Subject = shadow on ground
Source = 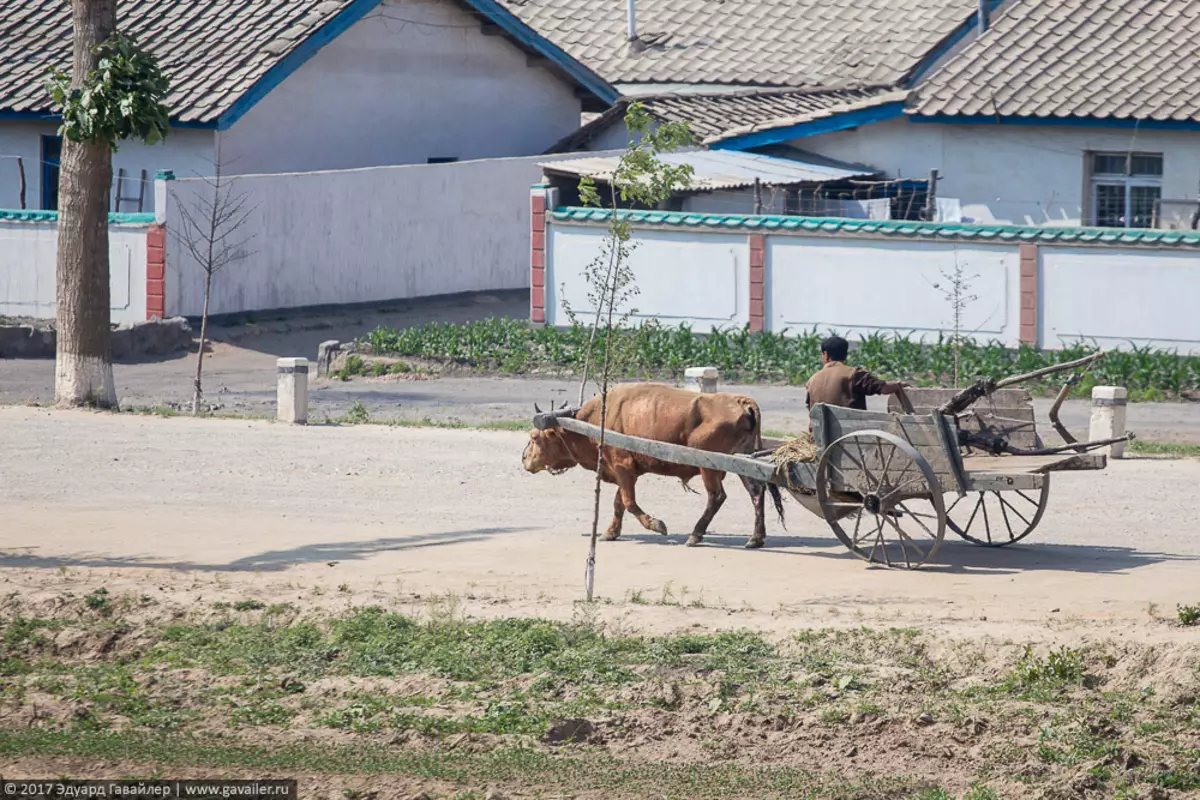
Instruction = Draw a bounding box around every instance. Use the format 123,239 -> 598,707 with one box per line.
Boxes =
0,527 -> 526,573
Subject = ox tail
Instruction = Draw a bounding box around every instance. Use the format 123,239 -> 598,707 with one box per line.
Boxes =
738,398 -> 786,529
767,483 -> 786,530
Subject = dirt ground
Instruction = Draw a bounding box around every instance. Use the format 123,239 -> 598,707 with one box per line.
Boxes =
2,406 -> 1198,634
3,290 -> 1200,443
3,409 -> 1200,798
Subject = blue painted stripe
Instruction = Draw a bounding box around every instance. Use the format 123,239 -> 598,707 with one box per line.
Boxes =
910,114 -> 1200,131
906,0 -> 1005,87
214,0 -> 384,131
0,109 -> 217,130
459,0 -> 618,104
709,102 -> 908,151
0,208 -> 156,225
547,206 -> 1200,247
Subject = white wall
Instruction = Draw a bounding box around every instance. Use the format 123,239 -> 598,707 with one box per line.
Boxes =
0,219 -> 148,323
767,238 -> 1020,344
219,0 -> 584,175
1041,247 -> 1200,352
799,118 -> 1200,226
0,121 -> 214,213
546,227 -> 750,330
165,156 -> 545,316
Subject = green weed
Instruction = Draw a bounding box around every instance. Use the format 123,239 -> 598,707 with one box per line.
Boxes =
1178,604 -> 1200,627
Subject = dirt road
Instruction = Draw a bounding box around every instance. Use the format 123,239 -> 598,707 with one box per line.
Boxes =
2,407 -> 1197,637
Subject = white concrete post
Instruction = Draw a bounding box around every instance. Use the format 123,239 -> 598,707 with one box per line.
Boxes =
153,170 -> 175,224
684,366 -> 719,393
277,357 -> 309,424
1089,386 -> 1127,459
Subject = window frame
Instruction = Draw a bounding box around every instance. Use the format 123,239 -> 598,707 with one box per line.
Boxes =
1087,151 -> 1163,228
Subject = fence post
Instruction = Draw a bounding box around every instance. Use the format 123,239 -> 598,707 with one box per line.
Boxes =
277,358 -> 309,424
530,183 -> 559,327
1089,386 -> 1127,459
684,367 -> 719,393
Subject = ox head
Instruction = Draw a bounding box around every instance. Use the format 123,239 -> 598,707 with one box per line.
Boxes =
524,402 -> 575,475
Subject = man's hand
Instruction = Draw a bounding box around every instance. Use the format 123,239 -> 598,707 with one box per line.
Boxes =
885,381 -> 912,394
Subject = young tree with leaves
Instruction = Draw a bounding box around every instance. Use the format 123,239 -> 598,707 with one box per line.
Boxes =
565,103 -> 694,602
46,2 -> 169,407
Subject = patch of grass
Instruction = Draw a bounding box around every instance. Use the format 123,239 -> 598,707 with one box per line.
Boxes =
85,588 -> 113,617
1005,645 -> 1088,698
335,355 -> 367,382
340,401 -> 371,425
0,729 -> 930,799
232,600 -> 266,612
363,318 -> 1200,395
1128,439 -> 1200,458
1178,604 -> 1200,627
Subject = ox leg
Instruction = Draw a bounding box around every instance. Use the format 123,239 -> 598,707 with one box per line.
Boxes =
740,475 -> 767,549
603,487 -> 625,541
687,469 -> 727,547
617,472 -> 668,535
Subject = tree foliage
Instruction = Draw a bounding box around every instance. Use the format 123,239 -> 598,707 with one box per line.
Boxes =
46,31 -> 170,150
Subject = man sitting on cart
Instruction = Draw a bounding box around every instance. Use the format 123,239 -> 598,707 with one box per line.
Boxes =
805,335 -> 909,413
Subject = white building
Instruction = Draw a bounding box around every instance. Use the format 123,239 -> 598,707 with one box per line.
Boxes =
0,0 -> 616,213
528,0 -> 1200,230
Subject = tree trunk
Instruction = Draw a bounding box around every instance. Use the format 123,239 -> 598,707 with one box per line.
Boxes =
192,270 -> 212,415
55,0 -> 118,408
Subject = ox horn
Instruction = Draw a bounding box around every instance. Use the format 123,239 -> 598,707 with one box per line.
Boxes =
534,402 -> 543,414
558,400 -> 569,410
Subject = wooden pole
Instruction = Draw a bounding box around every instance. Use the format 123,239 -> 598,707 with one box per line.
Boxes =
924,168 -> 939,221
753,178 -> 763,215
16,157 -> 25,210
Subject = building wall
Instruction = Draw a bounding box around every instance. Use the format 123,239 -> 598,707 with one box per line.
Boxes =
219,0 -> 585,175
0,216 -> 150,324
164,156 -> 546,317
539,206 -> 1200,353
547,227 -> 751,330
797,118 -> 1200,226
0,121 -> 214,212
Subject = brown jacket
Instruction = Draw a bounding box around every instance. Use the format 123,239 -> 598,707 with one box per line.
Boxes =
805,361 -> 890,411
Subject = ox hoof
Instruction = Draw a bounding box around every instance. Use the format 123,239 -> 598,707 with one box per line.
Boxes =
686,535 -> 704,547
744,539 -> 765,550
603,531 -> 621,541
651,520 -> 668,536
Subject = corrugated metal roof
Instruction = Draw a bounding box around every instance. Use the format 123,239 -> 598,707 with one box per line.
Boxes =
540,149 -> 879,191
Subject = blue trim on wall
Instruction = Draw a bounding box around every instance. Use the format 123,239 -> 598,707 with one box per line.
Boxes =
213,0 -> 617,131
911,114 -> 1200,132
1,109 -> 217,129
710,102 -> 907,151
214,0 -> 383,131
906,0 -> 1005,87
459,0 -> 619,104
0,208 -> 155,225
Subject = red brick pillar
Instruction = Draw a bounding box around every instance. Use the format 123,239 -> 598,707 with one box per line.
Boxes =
530,185 -> 559,325
749,234 -> 765,333
1019,243 -> 1038,346
146,223 -> 166,320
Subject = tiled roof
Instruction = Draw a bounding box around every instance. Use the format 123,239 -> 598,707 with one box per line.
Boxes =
547,87 -> 906,152
551,207 -> 1200,247
0,0 -> 362,124
496,0 -> 982,89
911,0 -> 1200,121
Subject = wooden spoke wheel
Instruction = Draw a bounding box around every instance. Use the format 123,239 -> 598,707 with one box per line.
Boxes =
946,478 -> 1051,547
815,431 -> 946,569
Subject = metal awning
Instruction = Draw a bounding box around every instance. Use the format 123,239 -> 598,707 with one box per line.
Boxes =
540,148 -> 879,192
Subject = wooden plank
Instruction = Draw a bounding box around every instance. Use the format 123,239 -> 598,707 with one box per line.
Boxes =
546,417 -> 778,483
890,389 -> 1040,450
968,473 -> 1046,492
961,453 -> 1106,474
814,405 -> 958,485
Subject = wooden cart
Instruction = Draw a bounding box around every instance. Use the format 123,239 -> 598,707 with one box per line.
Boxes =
532,353 -> 1131,569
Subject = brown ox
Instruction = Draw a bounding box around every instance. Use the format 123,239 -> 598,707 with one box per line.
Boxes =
522,383 -> 785,548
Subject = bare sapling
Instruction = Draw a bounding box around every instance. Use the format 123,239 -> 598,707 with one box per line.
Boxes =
561,103 -> 693,602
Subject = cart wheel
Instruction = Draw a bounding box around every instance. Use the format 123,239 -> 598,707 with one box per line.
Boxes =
816,431 -> 946,569
946,478 -> 1050,547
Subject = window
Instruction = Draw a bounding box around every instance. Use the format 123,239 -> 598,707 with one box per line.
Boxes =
1089,151 -> 1162,228
41,135 -> 62,211
427,157 -> 458,164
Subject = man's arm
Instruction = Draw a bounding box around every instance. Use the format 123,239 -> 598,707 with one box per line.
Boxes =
851,369 -> 909,397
